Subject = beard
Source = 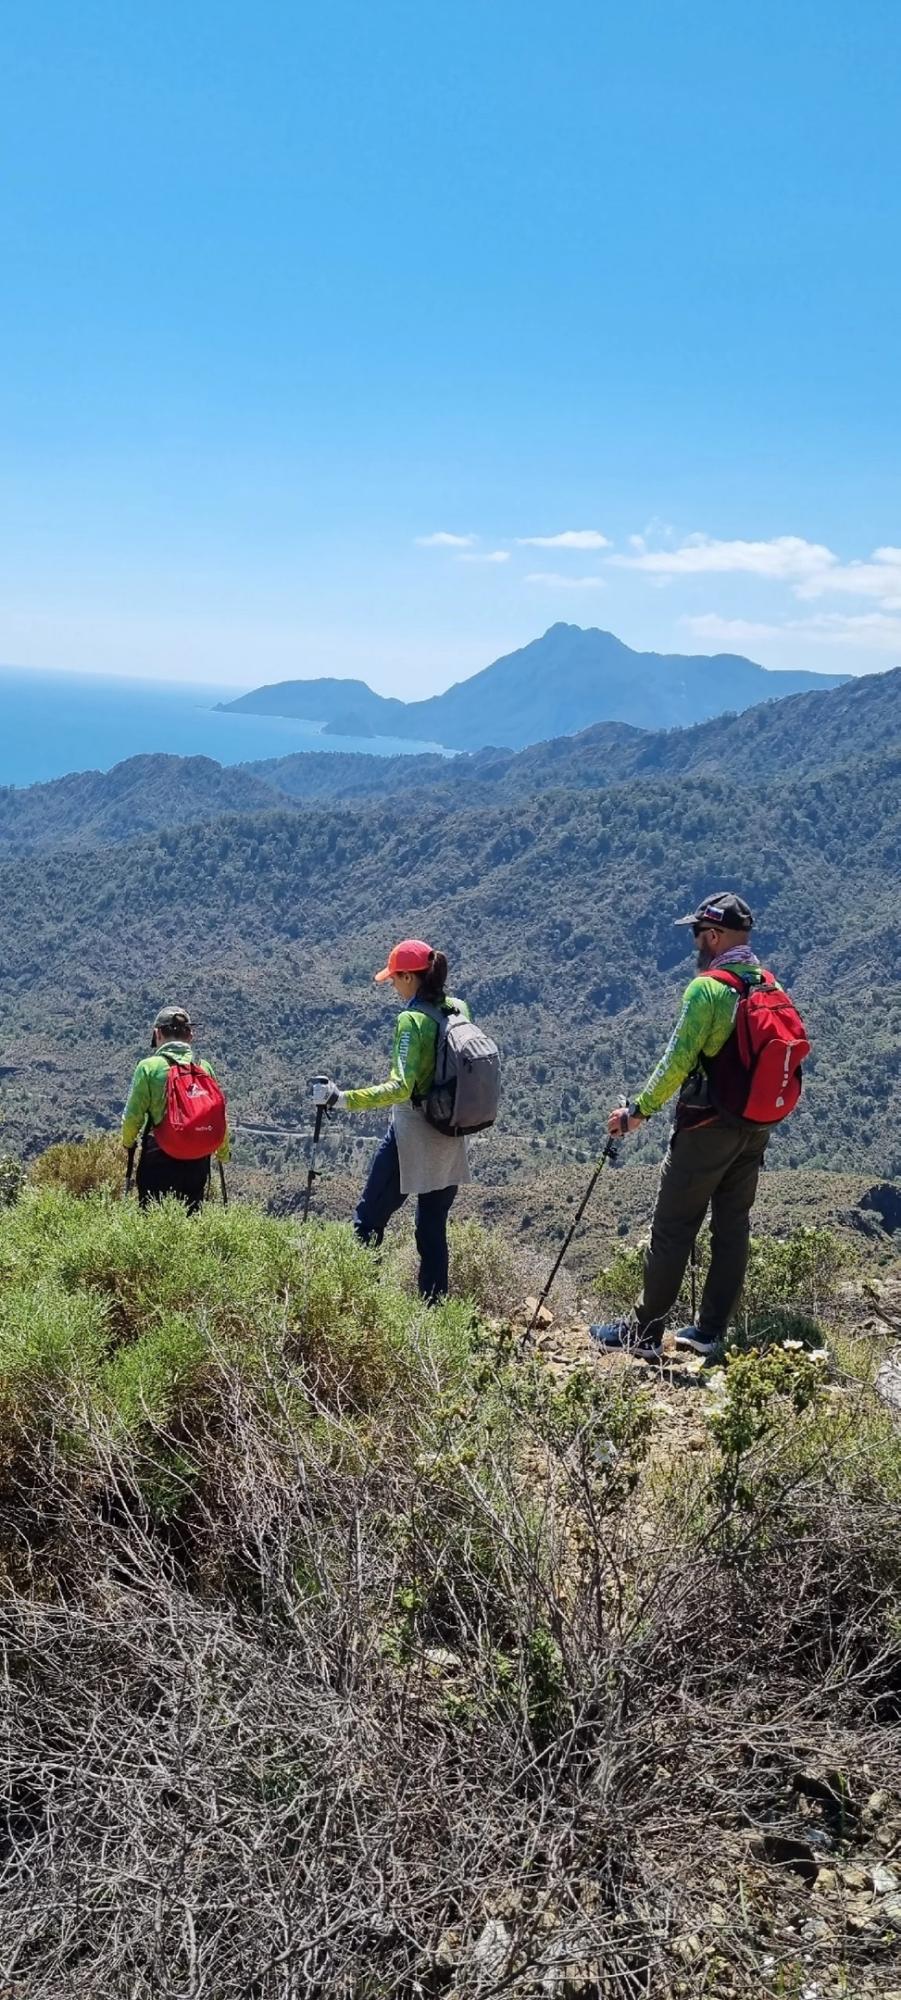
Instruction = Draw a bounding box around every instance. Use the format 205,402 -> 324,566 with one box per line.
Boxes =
696,944 -> 715,972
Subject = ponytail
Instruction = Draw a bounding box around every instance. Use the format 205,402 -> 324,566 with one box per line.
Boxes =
417,949 -> 448,1004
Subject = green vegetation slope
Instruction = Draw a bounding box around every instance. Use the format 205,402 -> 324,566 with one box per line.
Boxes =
0,1186 -> 899,1996
1,741 -> 900,1175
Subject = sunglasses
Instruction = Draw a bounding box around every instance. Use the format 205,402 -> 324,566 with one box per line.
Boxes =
691,923 -> 722,941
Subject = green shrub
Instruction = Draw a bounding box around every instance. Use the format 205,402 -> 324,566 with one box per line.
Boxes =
739,1226 -> 853,1318
732,1306 -> 826,1353
102,1311 -> 214,1435
706,1342 -> 829,1532
0,1280 -> 112,1384
30,1132 -> 125,1197
445,1218 -> 522,1314
0,1191 -> 472,1441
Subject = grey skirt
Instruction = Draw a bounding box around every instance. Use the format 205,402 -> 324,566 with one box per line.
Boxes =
393,1100 -> 470,1197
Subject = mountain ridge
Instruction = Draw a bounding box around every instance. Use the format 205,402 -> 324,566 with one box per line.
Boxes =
2,664 -> 897,853
249,662 -> 901,805
0,754 -> 293,855
220,623 -> 849,750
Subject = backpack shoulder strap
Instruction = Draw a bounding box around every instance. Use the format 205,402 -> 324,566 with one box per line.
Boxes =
706,969 -> 746,994
407,998 -> 458,1025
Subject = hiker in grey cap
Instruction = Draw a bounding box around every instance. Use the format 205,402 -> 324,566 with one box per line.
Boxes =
121,1006 -> 230,1214
590,894 -> 803,1362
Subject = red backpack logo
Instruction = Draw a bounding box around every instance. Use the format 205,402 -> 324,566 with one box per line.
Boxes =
154,1059 -> 227,1160
707,969 -> 811,1123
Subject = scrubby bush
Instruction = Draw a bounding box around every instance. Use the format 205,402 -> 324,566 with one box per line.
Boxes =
0,1195 -> 899,1998
30,1130 -> 125,1197
740,1224 -> 853,1318
446,1215 -> 522,1312
706,1340 -> 829,1531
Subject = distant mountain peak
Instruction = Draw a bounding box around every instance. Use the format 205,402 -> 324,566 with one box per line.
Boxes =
220,624 -> 850,752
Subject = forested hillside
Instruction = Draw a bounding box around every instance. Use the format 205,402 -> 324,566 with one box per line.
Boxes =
249,663 -> 901,805
1,731 -> 899,1175
0,754 -> 291,855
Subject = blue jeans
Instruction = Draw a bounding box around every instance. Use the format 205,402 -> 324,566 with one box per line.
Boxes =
354,1128 -> 457,1300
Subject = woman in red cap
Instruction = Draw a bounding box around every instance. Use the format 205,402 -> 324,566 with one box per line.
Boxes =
324,940 -> 471,1300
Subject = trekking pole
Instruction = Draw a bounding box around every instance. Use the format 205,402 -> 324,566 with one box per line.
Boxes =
218,1162 -> 229,1208
124,1144 -> 136,1198
301,1076 -> 331,1224
689,1235 -> 698,1325
521,1097 -> 630,1349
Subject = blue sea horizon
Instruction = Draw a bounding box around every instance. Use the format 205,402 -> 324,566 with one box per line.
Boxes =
0,665 -> 446,788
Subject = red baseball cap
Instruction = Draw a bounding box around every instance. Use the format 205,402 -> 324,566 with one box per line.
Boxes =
374,939 -> 432,984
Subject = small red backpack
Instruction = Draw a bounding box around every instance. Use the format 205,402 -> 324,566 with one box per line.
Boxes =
154,1056 -> 228,1160
706,969 -> 811,1124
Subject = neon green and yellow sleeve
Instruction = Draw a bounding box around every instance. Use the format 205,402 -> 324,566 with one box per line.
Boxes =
343,1013 -> 424,1113
634,980 -> 720,1117
121,1062 -> 152,1148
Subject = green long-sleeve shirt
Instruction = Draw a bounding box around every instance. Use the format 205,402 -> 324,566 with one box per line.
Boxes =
343,998 -> 471,1113
121,1041 -> 231,1159
635,961 -> 775,1118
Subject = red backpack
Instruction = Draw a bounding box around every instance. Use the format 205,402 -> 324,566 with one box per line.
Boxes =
706,969 -> 811,1124
154,1056 -> 228,1160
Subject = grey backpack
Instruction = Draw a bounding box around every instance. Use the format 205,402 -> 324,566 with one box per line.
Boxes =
412,999 -> 500,1137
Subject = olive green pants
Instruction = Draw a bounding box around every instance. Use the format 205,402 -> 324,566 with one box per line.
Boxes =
636,1120 -> 771,1339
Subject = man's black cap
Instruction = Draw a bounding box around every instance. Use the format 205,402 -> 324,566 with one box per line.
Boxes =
153,1005 -> 194,1036
675,893 -> 754,931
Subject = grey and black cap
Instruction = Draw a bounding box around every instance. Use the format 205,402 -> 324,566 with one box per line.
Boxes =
675,893 -> 754,931
153,1004 -> 194,1036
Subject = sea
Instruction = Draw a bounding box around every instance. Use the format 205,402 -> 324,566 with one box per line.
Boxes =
0,666 -> 442,789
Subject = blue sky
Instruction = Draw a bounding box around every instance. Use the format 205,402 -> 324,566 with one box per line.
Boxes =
1,0 -> 899,693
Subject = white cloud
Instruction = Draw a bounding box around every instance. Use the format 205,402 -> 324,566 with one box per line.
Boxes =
415,530 -> 476,548
525,571 -> 606,590
683,610 -> 901,654
682,614 -> 785,646
458,549 -> 510,564
614,532 -> 901,614
517,529 -> 610,550
792,611 -> 901,650
793,546 -> 901,607
611,534 -> 836,583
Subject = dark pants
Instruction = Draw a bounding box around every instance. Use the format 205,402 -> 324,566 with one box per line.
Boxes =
136,1132 -> 211,1216
354,1128 -> 457,1301
636,1120 -> 771,1339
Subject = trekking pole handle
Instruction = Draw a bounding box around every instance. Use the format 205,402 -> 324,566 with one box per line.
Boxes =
124,1143 -> 136,1195
604,1094 -> 630,1155
310,1074 -> 332,1109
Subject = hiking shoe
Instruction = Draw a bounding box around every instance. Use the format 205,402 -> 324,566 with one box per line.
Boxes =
673,1326 -> 722,1360
589,1321 -> 664,1363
